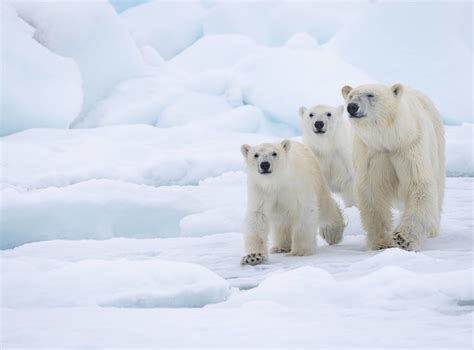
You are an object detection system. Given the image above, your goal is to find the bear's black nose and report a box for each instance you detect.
[347,103,359,116]
[314,121,324,130]
[260,161,271,171]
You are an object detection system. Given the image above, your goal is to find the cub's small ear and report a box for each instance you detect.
[391,83,403,98]
[341,85,352,99]
[241,144,251,158]
[338,105,344,115]
[299,106,307,118]
[281,140,291,152]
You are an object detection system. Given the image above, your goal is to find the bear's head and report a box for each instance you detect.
[240,140,291,179]
[299,105,344,137]
[341,83,404,123]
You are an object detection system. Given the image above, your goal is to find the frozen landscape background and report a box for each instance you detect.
[1,0,473,348]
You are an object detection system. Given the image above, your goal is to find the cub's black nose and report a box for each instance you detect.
[347,103,359,116]
[314,121,324,130]
[260,161,271,171]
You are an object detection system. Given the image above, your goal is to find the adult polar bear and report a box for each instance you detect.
[342,83,445,251]
[240,140,345,265]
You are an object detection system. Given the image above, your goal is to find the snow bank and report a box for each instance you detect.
[327,1,473,125]
[121,0,206,60]
[168,34,259,74]
[225,264,473,310]
[11,0,148,117]
[1,4,82,136]
[0,170,248,249]
[3,258,230,308]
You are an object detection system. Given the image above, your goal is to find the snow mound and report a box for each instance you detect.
[1,4,82,136]
[168,34,259,74]
[233,47,374,129]
[157,92,232,128]
[224,265,473,310]
[121,1,206,60]
[285,32,319,50]
[3,258,230,308]
[327,1,473,125]
[11,0,148,117]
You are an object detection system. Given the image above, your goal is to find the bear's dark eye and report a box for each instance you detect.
[367,94,375,98]
[272,152,277,157]
[309,113,314,118]
[326,113,332,117]
[254,153,259,158]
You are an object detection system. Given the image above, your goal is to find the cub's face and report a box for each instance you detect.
[341,83,403,121]
[299,105,344,136]
[241,140,291,177]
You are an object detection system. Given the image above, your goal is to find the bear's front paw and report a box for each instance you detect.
[319,224,344,245]
[240,253,267,266]
[270,247,291,254]
[393,231,419,251]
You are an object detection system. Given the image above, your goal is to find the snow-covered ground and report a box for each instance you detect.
[1,0,473,348]
[2,178,473,348]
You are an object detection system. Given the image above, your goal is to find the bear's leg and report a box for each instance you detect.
[318,193,345,245]
[355,149,397,250]
[270,221,292,253]
[288,215,316,256]
[241,210,269,265]
[341,179,357,208]
[393,179,439,251]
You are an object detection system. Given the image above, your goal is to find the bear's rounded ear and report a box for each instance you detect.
[241,144,251,158]
[341,85,353,99]
[299,106,307,118]
[391,83,404,98]
[281,140,291,152]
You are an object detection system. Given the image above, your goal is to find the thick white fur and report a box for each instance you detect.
[240,140,345,263]
[299,104,356,207]
[342,83,445,251]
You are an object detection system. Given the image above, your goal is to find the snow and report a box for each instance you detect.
[121,0,206,60]
[10,0,148,120]
[1,1,473,348]
[1,179,472,348]
[1,4,82,136]
[168,34,259,74]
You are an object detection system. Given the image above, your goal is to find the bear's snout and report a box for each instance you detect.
[314,121,325,133]
[347,103,359,117]
[260,161,271,172]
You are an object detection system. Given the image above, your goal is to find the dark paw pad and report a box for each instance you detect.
[241,253,266,266]
[393,232,411,250]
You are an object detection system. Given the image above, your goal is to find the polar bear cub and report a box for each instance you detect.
[342,83,445,251]
[240,140,346,265]
[299,105,356,207]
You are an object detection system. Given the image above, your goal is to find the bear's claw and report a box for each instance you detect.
[241,253,267,266]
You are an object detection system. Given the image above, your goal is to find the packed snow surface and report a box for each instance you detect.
[2,178,473,348]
